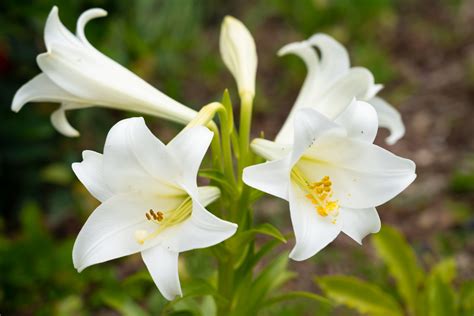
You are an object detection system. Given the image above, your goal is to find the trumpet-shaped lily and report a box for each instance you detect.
[220,16,257,98]
[72,117,237,300]
[276,34,405,145]
[243,105,415,261]
[11,7,197,137]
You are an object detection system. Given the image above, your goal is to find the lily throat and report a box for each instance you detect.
[134,196,193,245]
[291,168,339,222]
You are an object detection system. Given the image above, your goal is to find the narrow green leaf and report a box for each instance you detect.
[234,254,294,315]
[317,275,403,316]
[426,274,456,316]
[233,223,286,246]
[264,291,333,307]
[221,89,234,134]
[372,225,423,314]
[198,169,236,195]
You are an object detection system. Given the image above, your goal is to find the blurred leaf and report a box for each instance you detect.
[40,163,74,185]
[235,254,295,315]
[54,295,84,316]
[460,281,474,316]
[263,290,333,308]
[430,258,457,283]
[102,295,148,316]
[426,274,456,316]
[317,275,403,316]
[233,223,287,246]
[199,169,237,196]
[372,225,423,314]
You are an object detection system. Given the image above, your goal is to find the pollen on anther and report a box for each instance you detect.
[146,213,151,221]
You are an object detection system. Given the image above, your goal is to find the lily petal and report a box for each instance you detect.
[72,150,113,202]
[250,138,292,160]
[11,73,80,113]
[169,199,237,252]
[72,193,182,272]
[141,245,182,300]
[167,126,214,188]
[243,157,291,200]
[298,135,416,208]
[44,6,83,51]
[339,207,381,244]
[291,108,345,165]
[307,33,350,81]
[288,183,341,261]
[276,68,373,144]
[369,96,405,145]
[76,8,107,50]
[102,117,183,196]
[335,100,378,143]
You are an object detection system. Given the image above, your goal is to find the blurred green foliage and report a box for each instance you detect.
[317,226,474,316]
[1,0,472,315]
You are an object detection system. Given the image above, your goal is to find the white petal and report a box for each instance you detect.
[307,33,350,80]
[339,207,381,244]
[168,199,237,252]
[167,126,214,188]
[50,106,80,137]
[220,16,257,96]
[288,183,341,261]
[102,117,183,196]
[141,245,182,300]
[369,97,405,145]
[72,150,113,202]
[335,100,378,143]
[250,138,292,160]
[243,157,291,200]
[11,73,82,112]
[76,8,107,50]
[37,42,197,125]
[297,135,416,208]
[72,193,182,272]
[197,186,221,206]
[291,108,345,165]
[44,6,83,51]
[276,68,373,144]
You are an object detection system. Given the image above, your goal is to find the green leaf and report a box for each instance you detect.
[264,291,333,308]
[234,254,295,315]
[317,275,403,316]
[102,296,148,316]
[233,223,287,245]
[426,274,456,316]
[372,225,423,314]
[460,280,474,316]
[198,169,237,196]
[430,258,456,283]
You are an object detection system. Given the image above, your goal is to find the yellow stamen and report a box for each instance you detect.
[135,197,193,245]
[291,168,339,222]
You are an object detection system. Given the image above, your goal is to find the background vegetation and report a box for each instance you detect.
[1,0,473,314]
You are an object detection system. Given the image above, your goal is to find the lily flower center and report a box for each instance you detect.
[134,196,193,244]
[291,168,339,223]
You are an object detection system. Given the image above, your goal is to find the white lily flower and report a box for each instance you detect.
[11,7,197,137]
[220,16,257,98]
[276,33,404,145]
[243,105,416,261]
[71,117,237,300]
